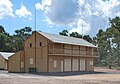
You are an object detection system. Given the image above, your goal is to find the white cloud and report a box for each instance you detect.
[37,0,120,35]
[38,0,80,25]
[96,0,120,17]
[69,19,90,35]
[35,0,52,11]
[44,17,53,24]
[35,3,43,10]
[0,0,14,19]
[15,5,32,19]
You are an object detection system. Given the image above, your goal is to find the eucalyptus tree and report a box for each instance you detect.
[0,26,11,52]
[96,17,120,68]
[59,30,69,36]
[13,27,32,52]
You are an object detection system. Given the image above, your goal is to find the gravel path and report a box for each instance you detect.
[0,77,120,84]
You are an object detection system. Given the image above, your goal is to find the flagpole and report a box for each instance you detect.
[82,19,83,38]
[35,7,36,31]
[81,1,86,39]
[34,7,37,72]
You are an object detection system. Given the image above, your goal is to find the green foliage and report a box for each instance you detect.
[0,25,5,33]
[83,35,92,43]
[59,30,69,36]
[70,32,82,38]
[0,26,32,52]
[13,27,32,52]
[59,30,93,43]
[109,17,120,32]
[96,16,120,67]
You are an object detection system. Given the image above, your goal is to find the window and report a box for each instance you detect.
[89,61,93,65]
[30,43,32,47]
[53,60,57,68]
[40,42,42,46]
[30,58,34,65]
[21,62,24,68]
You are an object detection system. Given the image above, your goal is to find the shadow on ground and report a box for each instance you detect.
[28,71,107,77]
[1,69,120,77]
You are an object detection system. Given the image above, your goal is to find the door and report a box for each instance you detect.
[61,60,63,72]
[80,59,85,71]
[72,58,79,71]
[64,59,71,71]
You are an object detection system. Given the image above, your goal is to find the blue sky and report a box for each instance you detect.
[0,0,120,36]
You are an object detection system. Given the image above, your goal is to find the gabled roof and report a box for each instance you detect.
[38,31,96,48]
[0,52,15,60]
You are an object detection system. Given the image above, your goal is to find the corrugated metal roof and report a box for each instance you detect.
[38,32,96,47]
[0,52,15,60]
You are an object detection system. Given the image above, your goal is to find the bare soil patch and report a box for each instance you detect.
[0,67,120,84]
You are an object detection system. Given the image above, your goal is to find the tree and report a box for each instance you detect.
[0,25,33,52]
[0,26,11,52]
[59,30,69,36]
[13,27,32,52]
[92,37,97,46]
[0,25,10,36]
[83,35,92,43]
[96,29,108,65]
[96,17,120,68]
[70,32,82,38]
[59,30,93,43]
[109,17,120,32]
[0,25,5,33]
[108,17,120,67]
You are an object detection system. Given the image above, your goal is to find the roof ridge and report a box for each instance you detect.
[0,52,15,53]
[38,31,84,40]
[38,31,96,47]
[0,52,15,60]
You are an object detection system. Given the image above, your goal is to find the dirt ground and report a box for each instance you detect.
[0,67,120,84]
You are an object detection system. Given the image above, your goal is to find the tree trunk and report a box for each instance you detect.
[109,64,112,69]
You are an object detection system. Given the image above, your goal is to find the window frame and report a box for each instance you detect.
[29,58,34,65]
[53,60,57,68]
